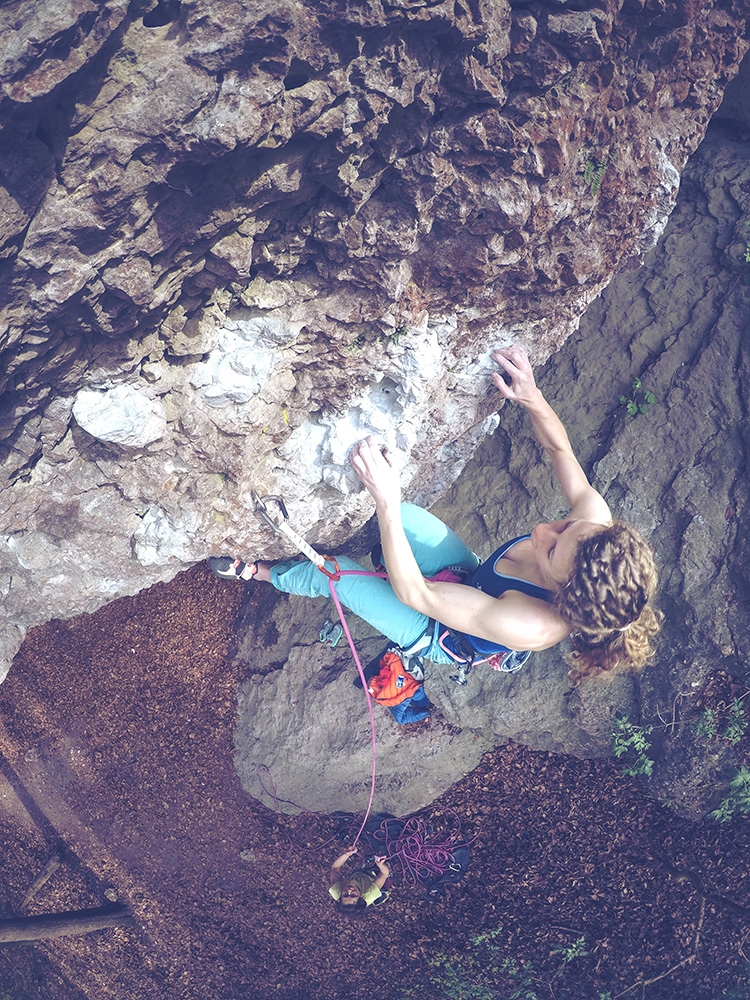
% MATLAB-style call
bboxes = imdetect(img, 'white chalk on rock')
[131,505,194,566]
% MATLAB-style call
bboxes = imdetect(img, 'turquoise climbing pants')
[269,503,479,661]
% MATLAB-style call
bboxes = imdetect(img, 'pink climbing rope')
[321,566,440,846]
[326,569,383,848]
[249,493,422,848]
[343,810,480,889]
[376,813,479,886]
[325,567,453,848]
[254,563,405,852]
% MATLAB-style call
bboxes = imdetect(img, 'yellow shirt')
[329,871,382,906]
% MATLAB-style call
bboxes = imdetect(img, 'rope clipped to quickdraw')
[253,493,341,577]
[252,492,377,847]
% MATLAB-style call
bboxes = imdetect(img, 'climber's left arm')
[348,438,567,651]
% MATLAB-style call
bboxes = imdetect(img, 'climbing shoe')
[319,619,344,647]
[208,556,256,581]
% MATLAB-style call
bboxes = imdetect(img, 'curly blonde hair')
[555,520,662,684]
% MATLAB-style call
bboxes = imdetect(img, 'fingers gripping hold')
[491,344,537,403]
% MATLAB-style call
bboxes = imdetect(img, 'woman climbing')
[328,848,390,911]
[210,345,661,684]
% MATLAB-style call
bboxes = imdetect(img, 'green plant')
[620,376,656,417]
[423,953,498,1000]
[378,324,407,347]
[582,144,617,195]
[708,765,750,822]
[611,712,654,777]
[696,707,720,739]
[500,959,540,1000]
[723,698,747,745]
[732,220,750,284]
[584,157,608,194]
[696,699,747,745]
[406,937,541,1000]
[553,936,588,964]
[470,924,504,947]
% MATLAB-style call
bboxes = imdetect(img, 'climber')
[328,848,390,911]
[210,345,661,684]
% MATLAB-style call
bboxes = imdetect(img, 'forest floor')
[0,565,749,1000]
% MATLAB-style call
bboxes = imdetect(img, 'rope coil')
[365,813,477,888]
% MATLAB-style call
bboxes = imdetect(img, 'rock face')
[233,588,499,816]
[234,109,750,819]
[0,0,748,678]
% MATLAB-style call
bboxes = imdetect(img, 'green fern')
[709,766,750,822]
[583,144,617,196]
[583,157,609,195]
[696,707,720,739]
[723,698,747,745]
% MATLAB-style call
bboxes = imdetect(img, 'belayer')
[211,345,661,685]
[328,847,391,911]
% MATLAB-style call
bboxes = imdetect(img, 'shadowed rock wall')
[1,0,749,679]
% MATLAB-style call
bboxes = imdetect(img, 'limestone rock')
[72,384,168,447]
[0,2,749,680]
[234,619,496,817]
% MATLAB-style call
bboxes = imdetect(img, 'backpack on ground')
[367,650,422,706]
[353,647,433,724]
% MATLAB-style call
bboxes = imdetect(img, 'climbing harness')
[252,491,381,847]
[439,632,531,686]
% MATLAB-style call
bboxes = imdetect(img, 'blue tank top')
[437,535,552,664]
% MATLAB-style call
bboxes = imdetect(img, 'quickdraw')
[252,492,341,580]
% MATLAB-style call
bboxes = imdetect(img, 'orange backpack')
[367,651,422,706]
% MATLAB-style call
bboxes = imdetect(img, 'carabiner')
[252,492,289,535]
[317,555,341,581]
[252,491,338,579]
